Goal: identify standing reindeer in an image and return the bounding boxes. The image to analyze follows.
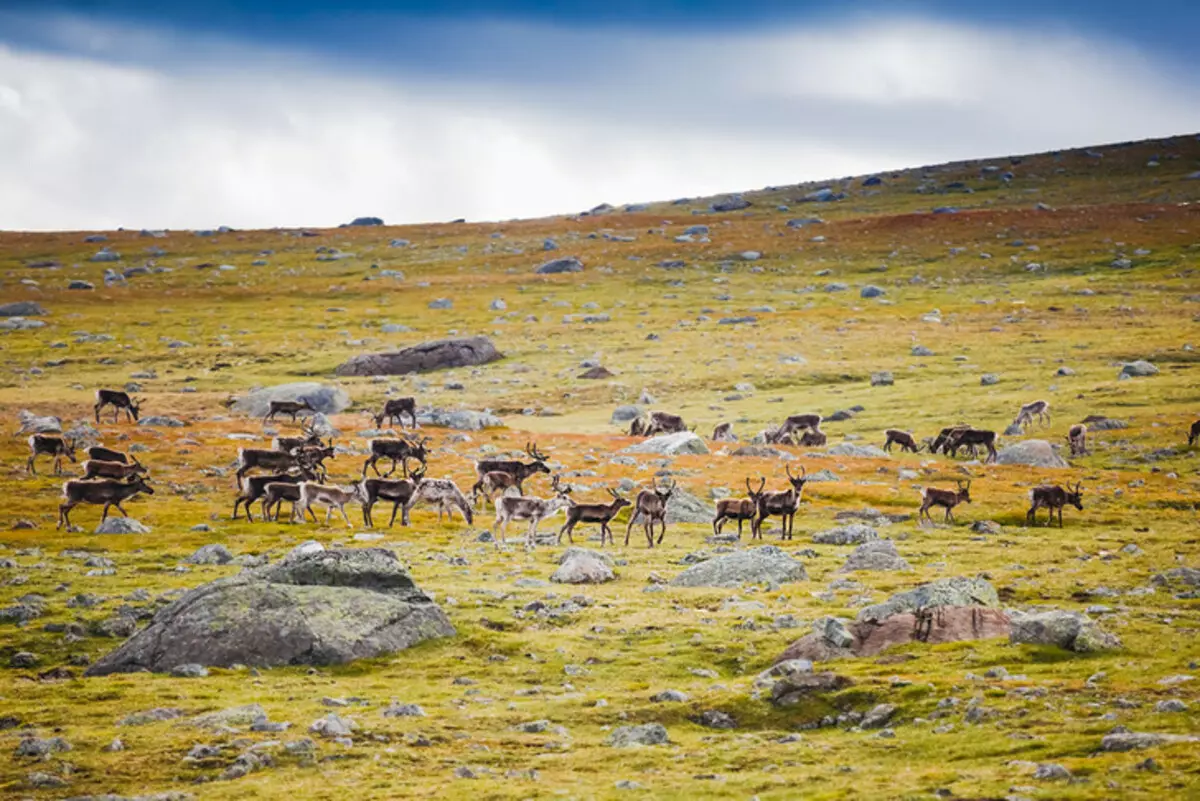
[946,429,998,463]
[558,488,630,546]
[58,476,154,529]
[1067,423,1088,456]
[712,495,756,538]
[360,466,426,527]
[362,436,429,478]
[471,470,521,509]
[1026,482,1083,527]
[883,429,923,453]
[493,476,573,548]
[295,481,367,527]
[263,399,315,423]
[272,422,325,453]
[232,470,314,522]
[27,434,77,475]
[625,478,676,547]
[373,397,418,429]
[917,480,971,526]
[1014,399,1051,430]
[474,442,551,495]
[711,422,737,442]
[82,458,148,481]
[928,425,971,455]
[94,389,142,423]
[632,411,687,437]
[87,445,130,464]
[747,465,809,540]
[403,475,475,526]
[235,445,332,489]
[1189,420,1200,447]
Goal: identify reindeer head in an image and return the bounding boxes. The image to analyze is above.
[786,463,808,492]
[129,397,143,421]
[746,476,766,504]
[653,478,676,504]
[956,479,972,503]
[629,418,646,437]
[410,465,428,484]
[409,436,432,462]
[551,474,572,497]
[606,488,631,512]
[130,456,149,475]
[62,436,79,462]
[129,475,154,495]
[525,441,551,473]
[1066,481,1083,510]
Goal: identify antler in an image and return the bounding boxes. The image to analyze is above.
[607,487,623,500]
[527,441,548,461]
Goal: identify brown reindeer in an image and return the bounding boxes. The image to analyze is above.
[928,425,971,455]
[233,471,313,522]
[711,422,737,442]
[713,495,756,538]
[363,436,429,478]
[918,480,971,526]
[359,466,426,527]
[762,426,798,445]
[235,445,332,489]
[87,445,129,464]
[642,411,687,437]
[94,389,142,423]
[58,475,154,529]
[558,488,631,546]
[373,397,418,429]
[1027,482,1083,527]
[272,422,325,454]
[946,429,998,463]
[883,429,923,453]
[778,413,822,440]
[27,434,77,475]
[493,476,572,548]
[471,470,521,509]
[798,428,827,447]
[1189,420,1200,447]
[625,478,675,547]
[1067,423,1088,456]
[1014,399,1051,430]
[263,399,315,423]
[748,465,808,540]
[262,481,316,523]
[474,442,551,495]
[82,458,148,481]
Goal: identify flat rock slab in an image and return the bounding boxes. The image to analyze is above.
[621,432,708,456]
[671,545,808,588]
[86,548,454,675]
[0,301,47,317]
[336,336,502,376]
[778,606,1012,662]
[231,382,350,418]
[996,440,1068,468]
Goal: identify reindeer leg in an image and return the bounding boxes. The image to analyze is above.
[324,505,333,525]
[624,512,637,546]
[388,501,402,527]
[656,520,665,546]
[27,454,37,475]
[94,403,102,424]
[58,503,70,530]
[340,505,352,528]
[101,503,112,521]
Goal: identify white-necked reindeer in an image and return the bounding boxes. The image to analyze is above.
[1014,399,1051,431]
[494,476,574,549]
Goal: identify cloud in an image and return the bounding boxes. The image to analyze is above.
[1,13,1198,230]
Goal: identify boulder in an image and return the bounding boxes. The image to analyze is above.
[579,366,614,380]
[664,488,716,525]
[335,337,503,376]
[231,382,350,418]
[1120,360,1158,377]
[812,524,878,545]
[344,216,383,226]
[1009,609,1121,652]
[17,410,62,434]
[860,285,885,299]
[1100,730,1200,752]
[670,546,807,588]
[621,432,708,456]
[137,416,188,428]
[777,606,1012,662]
[610,405,643,424]
[839,540,910,572]
[826,443,888,459]
[185,544,234,565]
[870,371,894,386]
[535,257,584,274]
[551,548,615,584]
[607,723,669,747]
[416,408,504,430]
[85,548,455,675]
[95,518,150,535]
[731,445,793,460]
[771,669,852,706]
[996,440,1068,468]
[858,577,999,624]
[0,302,46,317]
[710,195,750,212]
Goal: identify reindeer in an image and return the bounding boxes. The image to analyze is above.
[624,478,676,548]
[1026,482,1083,527]
[493,476,573,548]
[232,466,317,521]
[1014,399,1051,431]
[629,417,648,437]
[295,481,367,527]
[798,428,827,447]
[373,397,418,429]
[87,445,129,464]
[712,495,756,538]
[403,475,475,527]
[58,475,154,530]
[263,399,315,423]
[946,428,998,463]
[474,442,551,495]
[558,488,630,546]
[762,426,798,445]
[94,389,142,423]
[27,434,77,475]
[360,466,426,527]
[928,425,971,455]
[262,481,315,524]
[363,436,429,478]
[235,445,331,489]
[1067,423,1088,456]
[643,411,687,436]
[272,422,325,453]
[883,429,923,453]
[748,465,809,540]
[471,470,521,509]
[711,422,737,442]
[82,458,148,481]
[778,413,822,440]
[1189,420,1200,447]
[917,480,971,526]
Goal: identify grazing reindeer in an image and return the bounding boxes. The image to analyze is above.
[362,436,429,478]
[58,475,154,530]
[1026,482,1083,527]
[493,476,573,548]
[404,475,475,526]
[295,481,367,527]
[629,417,648,437]
[471,470,521,509]
[87,445,129,464]
[713,495,756,538]
[711,422,737,442]
[82,458,147,481]
[1014,399,1051,431]
[928,425,971,455]
[946,428,998,463]
[235,445,331,489]
[27,434,77,475]
[883,429,923,453]
[798,428,827,447]
[232,471,313,522]
[360,466,426,527]
[474,442,551,495]
[373,397,418,429]
[94,389,142,423]
[262,481,315,523]
[778,413,822,440]
[748,465,809,540]
[558,488,631,546]
[272,422,324,453]
[917,480,971,526]
[1067,423,1088,456]
[643,411,687,436]
[263,399,315,423]
[625,478,676,548]
[762,426,798,445]
[1189,420,1200,447]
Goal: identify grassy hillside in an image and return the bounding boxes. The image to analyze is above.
[0,133,1198,800]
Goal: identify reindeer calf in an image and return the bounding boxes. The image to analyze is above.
[918,480,971,526]
[883,429,922,453]
[296,482,366,527]
[1027,483,1083,527]
[712,497,756,538]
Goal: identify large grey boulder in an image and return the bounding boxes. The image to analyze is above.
[664,488,715,525]
[621,432,708,456]
[535,257,583,274]
[607,723,669,747]
[857,576,999,624]
[813,524,879,545]
[416,408,504,430]
[1119,360,1159,378]
[185,544,234,565]
[17,410,62,434]
[231,382,350,418]
[335,336,502,376]
[610,405,643,423]
[827,443,889,459]
[551,548,615,584]
[95,518,150,535]
[996,440,1068,468]
[1100,730,1200,752]
[85,548,454,675]
[670,546,808,588]
[839,540,910,572]
[1009,609,1121,652]
[711,195,750,212]
[0,301,47,317]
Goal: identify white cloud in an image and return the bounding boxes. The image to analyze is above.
[0,14,1198,230]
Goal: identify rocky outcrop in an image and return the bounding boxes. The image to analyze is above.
[230,382,351,418]
[551,548,615,584]
[1009,609,1121,652]
[670,546,807,588]
[857,576,999,623]
[995,440,1069,468]
[335,337,502,376]
[777,606,1012,662]
[621,432,708,456]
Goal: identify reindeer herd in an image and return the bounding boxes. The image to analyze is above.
[19,389,1200,538]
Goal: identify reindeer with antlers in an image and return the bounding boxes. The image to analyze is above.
[558,488,630,546]
[363,436,430,478]
[493,475,573,548]
[403,474,475,527]
[263,398,315,423]
[58,475,155,530]
[94,389,142,424]
[1014,399,1051,431]
[474,442,551,495]
[917,479,971,526]
[625,478,676,547]
[27,434,77,476]
[82,456,148,481]
[471,470,521,509]
[360,466,426,527]
[1027,482,1083,527]
[747,465,809,540]
[272,421,326,454]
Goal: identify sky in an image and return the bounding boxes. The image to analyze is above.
[1,1,1198,231]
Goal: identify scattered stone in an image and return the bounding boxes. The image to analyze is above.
[980,373,1000,386]
[185,544,234,565]
[861,704,896,729]
[309,713,355,738]
[535,257,584,274]
[607,723,669,747]
[1120,360,1159,378]
[15,736,71,757]
[996,440,1069,468]
[95,518,150,535]
[1009,609,1121,652]
[858,577,999,624]
[813,524,879,545]
[650,689,689,703]
[870,371,894,386]
[696,710,737,729]
[621,431,708,456]
[551,548,616,584]
[0,301,47,317]
[1101,729,1200,751]
[839,540,910,572]
[382,703,426,717]
[670,546,807,588]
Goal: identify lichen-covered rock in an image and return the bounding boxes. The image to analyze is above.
[670,546,807,588]
[95,518,150,535]
[551,548,615,584]
[85,548,454,675]
[335,337,502,376]
[770,669,852,706]
[607,723,669,747]
[416,408,505,430]
[535,257,584,274]
[857,577,999,623]
[1009,609,1121,652]
[621,432,708,456]
[826,443,889,458]
[185,544,234,565]
[664,488,715,525]
[813,524,879,545]
[1119,360,1159,378]
[839,540,910,572]
[610,405,643,423]
[0,301,47,317]
[995,440,1068,468]
[230,382,351,418]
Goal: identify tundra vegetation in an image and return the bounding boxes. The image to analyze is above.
[0,134,1199,799]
